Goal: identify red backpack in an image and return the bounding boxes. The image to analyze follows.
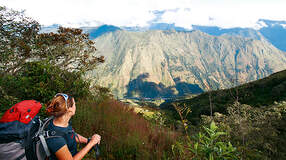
[0,100,56,160]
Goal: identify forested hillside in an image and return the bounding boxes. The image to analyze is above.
[161,69,286,159]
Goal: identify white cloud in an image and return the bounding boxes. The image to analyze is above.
[0,0,285,29]
[156,1,286,29]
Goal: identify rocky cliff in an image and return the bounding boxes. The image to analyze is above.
[88,30,286,98]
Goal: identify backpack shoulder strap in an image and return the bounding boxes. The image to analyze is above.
[42,117,74,140]
[45,130,67,138]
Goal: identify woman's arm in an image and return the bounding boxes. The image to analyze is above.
[75,133,88,143]
[55,142,96,160]
[55,134,101,160]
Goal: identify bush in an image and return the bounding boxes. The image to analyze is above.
[172,121,240,160]
[201,102,286,159]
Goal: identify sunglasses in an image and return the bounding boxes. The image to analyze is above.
[55,93,69,109]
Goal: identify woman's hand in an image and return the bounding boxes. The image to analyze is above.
[89,134,101,146]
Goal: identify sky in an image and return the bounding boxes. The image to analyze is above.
[1,0,286,29]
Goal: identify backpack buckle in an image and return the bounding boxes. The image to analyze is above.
[45,130,57,137]
[51,131,56,136]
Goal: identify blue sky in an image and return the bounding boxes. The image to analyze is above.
[1,0,285,29]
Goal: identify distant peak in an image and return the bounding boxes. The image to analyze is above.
[257,19,286,28]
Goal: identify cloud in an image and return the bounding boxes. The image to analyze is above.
[150,0,286,29]
[0,0,285,28]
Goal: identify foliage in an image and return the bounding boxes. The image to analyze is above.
[163,70,286,159]
[144,111,169,127]
[164,69,286,124]
[90,85,113,104]
[201,102,286,159]
[172,121,239,160]
[0,61,92,113]
[0,6,104,75]
[172,104,240,160]
[0,6,40,73]
[36,27,104,73]
[0,6,104,112]
[195,122,238,160]
[72,99,179,160]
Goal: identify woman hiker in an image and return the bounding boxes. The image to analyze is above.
[46,93,101,160]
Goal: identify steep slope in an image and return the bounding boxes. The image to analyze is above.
[90,30,286,98]
[160,69,286,124]
[258,19,286,52]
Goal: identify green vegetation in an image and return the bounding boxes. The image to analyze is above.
[0,62,91,112]
[163,69,286,124]
[171,105,240,159]
[201,102,286,159]
[1,5,286,160]
[0,6,179,160]
[73,99,179,159]
[173,121,239,160]
[164,69,286,159]
[0,6,104,112]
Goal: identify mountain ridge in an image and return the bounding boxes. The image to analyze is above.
[89,29,286,98]
[41,19,286,51]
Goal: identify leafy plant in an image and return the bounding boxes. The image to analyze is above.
[172,104,240,160]
[201,102,286,159]
[191,121,239,160]
[172,121,239,160]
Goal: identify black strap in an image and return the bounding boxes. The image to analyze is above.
[45,129,76,140]
[47,130,64,137]
[16,153,26,160]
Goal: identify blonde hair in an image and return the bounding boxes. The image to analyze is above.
[46,94,74,117]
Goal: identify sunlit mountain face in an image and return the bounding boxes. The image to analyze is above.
[90,29,286,98]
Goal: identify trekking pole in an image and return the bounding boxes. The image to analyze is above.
[94,143,100,159]
[88,138,100,159]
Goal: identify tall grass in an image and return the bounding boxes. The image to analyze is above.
[72,99,179,159]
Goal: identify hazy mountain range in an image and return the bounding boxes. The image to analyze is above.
[42,19,286,98]
[42,19,286,52]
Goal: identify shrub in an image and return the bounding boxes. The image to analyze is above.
[201,102,286,159]
[172,121,240,160]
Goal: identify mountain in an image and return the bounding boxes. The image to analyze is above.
[89,30,286,98]
[41,18,286,52]
[122,23,190,32]
[192,20,286,52]
[82,25,122,39]
[40,24,60,33]
[121,20,286,52]
[258,19,286,52]
[191,25,263,40]
[41,24,121,39]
